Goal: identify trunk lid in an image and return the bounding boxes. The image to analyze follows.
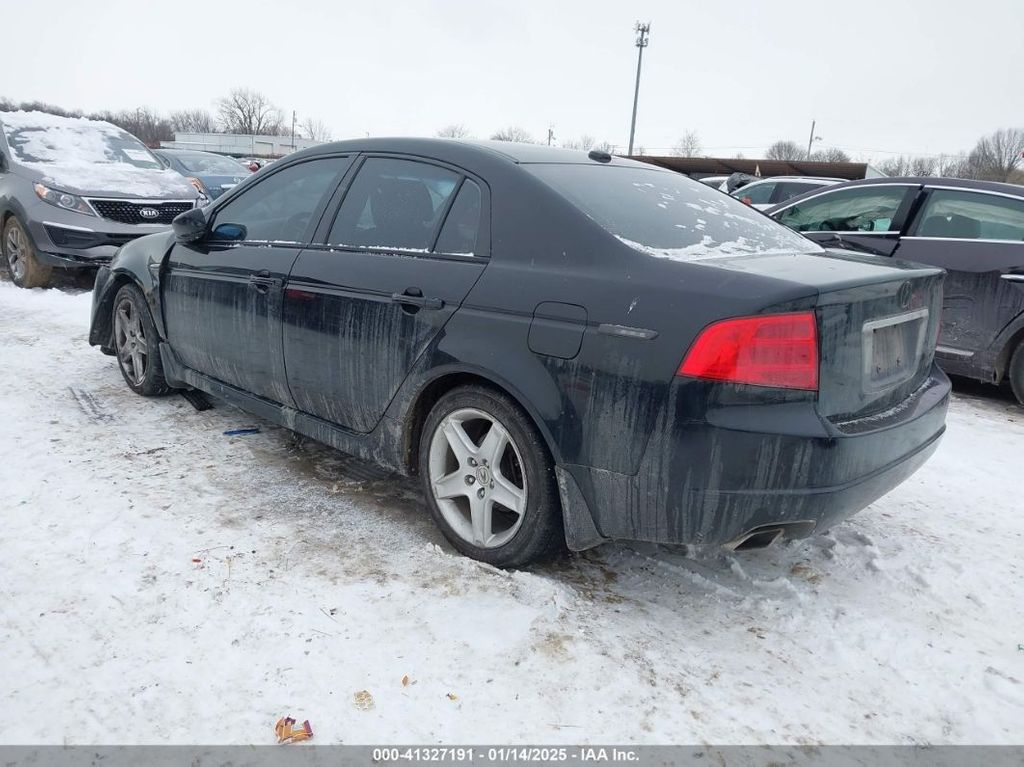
[705,249,944,421]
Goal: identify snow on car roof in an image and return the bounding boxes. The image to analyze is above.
[0,110,195,198]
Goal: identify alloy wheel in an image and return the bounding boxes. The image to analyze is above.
[114,298,148,386]
[5,226,25,282]
[427,407,528,548]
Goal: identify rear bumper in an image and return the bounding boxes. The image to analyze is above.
[565,366,950,548]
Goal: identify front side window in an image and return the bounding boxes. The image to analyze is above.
[212,157,349,243]
[329,158,460,251]
[914,189,1024,241]
[733,181,776,205]
[527,164,818,260]
[775,185,909,233]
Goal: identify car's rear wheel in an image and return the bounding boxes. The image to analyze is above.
[1009,341,1024,405]
[3,217,53,289]
[112,283,172,396]
[419,386,564,567]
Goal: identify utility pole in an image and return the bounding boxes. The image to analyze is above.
[547,126,555,146]
[806,119,819,160]
[291,110,297,151]
[627,22,651,157]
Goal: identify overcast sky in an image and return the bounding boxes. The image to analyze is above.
[5,0,1022,162]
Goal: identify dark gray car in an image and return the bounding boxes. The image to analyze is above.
[0,111,198,288]
[766,177,1024,403]
[151,148,250,202]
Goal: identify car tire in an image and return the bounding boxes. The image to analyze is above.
[3,217,53,289]
[419,385,565,568]
[112,283,172,396]
[1009,342,1024,406]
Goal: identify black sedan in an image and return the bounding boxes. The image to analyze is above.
[766,177,1024,403]
[88,139,949,567]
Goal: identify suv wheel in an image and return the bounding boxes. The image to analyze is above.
[3,217,53,288]
[1009,341,1024,405]
[112,283,172,396]
[419,385,564,568]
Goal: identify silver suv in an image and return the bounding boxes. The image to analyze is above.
[0,111,198,288]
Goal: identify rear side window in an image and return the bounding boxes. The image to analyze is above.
[776,181,822,200]
[435,180,482,255]
[775,185,908,233]
[914,189,1024,241]
[329,158,460,251]
[213,157,350,242]
[733,181,775,204]
[527,164,817,260]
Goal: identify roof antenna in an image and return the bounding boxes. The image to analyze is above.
[588,149,612,163]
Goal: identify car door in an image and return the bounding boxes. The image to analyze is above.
[162,155,351,404]
[772,183,919,256]
[896,185,1024,365]
[282,155,489,433]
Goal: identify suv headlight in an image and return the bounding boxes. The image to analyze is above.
[34,183,95,216]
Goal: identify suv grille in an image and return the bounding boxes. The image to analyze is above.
[88,199,193,225]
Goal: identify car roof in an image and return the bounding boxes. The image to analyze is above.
[812,176,1024,196]
[290,136,654,169]
[153,148,231,158]
[744,176,843,184]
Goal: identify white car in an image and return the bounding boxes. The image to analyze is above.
[730,176,843,210]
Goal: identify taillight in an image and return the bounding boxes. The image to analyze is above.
[678,311,819,391]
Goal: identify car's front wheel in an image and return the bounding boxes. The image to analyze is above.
[3,217,53,289]
[419,386,564,567]
[112,283,172,396]
[1009,341,1024,405]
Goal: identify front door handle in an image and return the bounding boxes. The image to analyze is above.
[1001,274,1024,283]
[249,270,281,294]
[391,289,444,311]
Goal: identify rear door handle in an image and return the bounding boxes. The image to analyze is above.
[391,291,444,310]
[249,270,281,294]
[1001,274,1024,283]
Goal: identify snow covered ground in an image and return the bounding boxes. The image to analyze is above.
[1,278,1022,745]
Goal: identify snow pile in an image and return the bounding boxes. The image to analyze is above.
[1,111,195,198]
[1,279,1022,745]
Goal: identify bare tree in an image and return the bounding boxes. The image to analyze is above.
[436,124,470,138]
[170,108,217,134]
[671,131,702,157]
[967,128,1024,182]
[811,147,851,163]
[561,135,596,151]
[936,153,973,179]
[879,156,912,177]
[97,107,174,146]
[910,156,937,176]
[300,117,332,142]
[490,126,535,143]
[765,140,805,161]
[217,87,284,136]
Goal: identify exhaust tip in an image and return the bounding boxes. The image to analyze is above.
[724,520,817,552]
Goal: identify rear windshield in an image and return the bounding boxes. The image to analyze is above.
[527,164,821,261]
[176,153,248,175]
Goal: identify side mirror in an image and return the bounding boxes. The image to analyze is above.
[211,223,247,241]
[172,207,208,242]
